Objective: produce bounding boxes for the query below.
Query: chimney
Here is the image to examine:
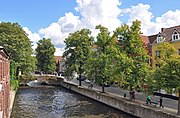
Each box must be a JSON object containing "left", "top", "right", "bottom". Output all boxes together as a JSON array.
[{"left": 161, "top": 28, "right": 164, "bottom": 32}]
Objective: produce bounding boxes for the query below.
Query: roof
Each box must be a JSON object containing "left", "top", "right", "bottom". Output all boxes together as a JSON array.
[
  {"left": 151, "top": 25, "right": 180, "bottom": 44},
  {"left": 140, "top": 35, "right": 152, "bottom": 55},
  {"left": 148, "top": 34, "right": 158, "bottom": 44},
  {"left": 141, "top": 35, "right": 149, "bottom": 45},
  {"left": 55, "top": 56, "right": 63, "bottom": 63},
  {"left": 0, "top": 46, "right": 9, "bottom": 57},
  {"left": 161, "top": 25, "right": 180, "bottom": 41}
]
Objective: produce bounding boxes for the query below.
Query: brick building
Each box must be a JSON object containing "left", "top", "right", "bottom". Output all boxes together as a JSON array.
[
  {"left": 0, "top": 46, "right": 10, "bottom": 118},
  {"left": 55, "top": 56, "right": 65, "bottom": 75}
]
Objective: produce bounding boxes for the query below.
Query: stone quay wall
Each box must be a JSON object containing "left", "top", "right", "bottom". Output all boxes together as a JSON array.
[{"left": 46, "top": 77, "right": 180, "bottom": 118}]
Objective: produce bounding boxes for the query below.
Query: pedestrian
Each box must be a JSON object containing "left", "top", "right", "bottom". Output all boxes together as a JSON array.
[
  {"left": 146, "top": 95, "right": 151, "bottom": 104},
  {"left": 159, "top": 96, "right": 164, "bottom": 108},
  {"left": 88, "top": 82, "right": 93, "bottom": 89},
  {"left": 132, "top": 91, "right": 135, "bottom": 100}
]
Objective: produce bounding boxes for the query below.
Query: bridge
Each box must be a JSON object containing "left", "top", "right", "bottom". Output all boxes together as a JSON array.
[{"left": 19, "top": 74, "right": 64, "bottom": 86}]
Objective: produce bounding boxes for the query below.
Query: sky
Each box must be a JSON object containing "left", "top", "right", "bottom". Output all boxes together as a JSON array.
[{"left": 0, "top": 0, "right": 180, "bottom": 56}]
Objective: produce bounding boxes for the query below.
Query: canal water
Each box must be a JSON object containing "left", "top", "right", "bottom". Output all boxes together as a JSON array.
[{"left": 11, "top": 86, "right": 136, "bottom": 118}]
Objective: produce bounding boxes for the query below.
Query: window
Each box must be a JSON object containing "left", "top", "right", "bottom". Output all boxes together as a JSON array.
[
  {"left": 172, "top": 31, "right": 180, "bottom": 41},
  {"left": 156, "top": 51, "right": 160, "bottom": 58},
  {"left": 157, "top": 35, "right": 163, "bottom": 43}
]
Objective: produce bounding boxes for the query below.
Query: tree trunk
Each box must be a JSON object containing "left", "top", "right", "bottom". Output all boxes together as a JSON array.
[
  {"left": 102, "top": 84, "right": 105, "bottom": 93},
  {"left": 79, "top": 61, "right": 82, "bottom": 86},
  {"left": 129, "top": 85, "right": 133, "bottom": 100},
  {"left": 79, "top": 74, "right": 82, "bottom": 86},
  {"left": 177, "top": 89, "right": 180, "bottom": 115},
  {"left": 79, "top": 80, "right": 82, "bottom": 86},
  {"left": 102, "top": 77, "right": 105, "bottom": 93}
]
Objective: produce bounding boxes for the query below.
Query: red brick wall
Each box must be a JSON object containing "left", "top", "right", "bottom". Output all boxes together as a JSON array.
[{"left": 0, "top": 49, "right": 10, "bottom": 118}]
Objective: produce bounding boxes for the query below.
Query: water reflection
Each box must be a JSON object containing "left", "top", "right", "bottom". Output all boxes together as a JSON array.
[{"left": 11, "top": 86, "right": 136, "bottom": 118}]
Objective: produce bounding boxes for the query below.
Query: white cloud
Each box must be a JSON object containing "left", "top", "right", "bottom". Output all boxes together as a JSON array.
[
  {"left": 23, "top": 27, "right": 41, "bottom": 42},
  {"left": 28, "top": 1, "right": 180, "bottom": 56},
  {"left": 54, "top": 47, "right": 65, "bottom": 56},
  {"left": 155, "top": 10, "right": 180, "bottom": 28},
  {"left": 76, "top": 0, "right": 122, "bottom": 31},
  {"left": 39, "top": 12, "right": 81, "bottom": 48},
  {"left": 23, "top": 27, "right": 41, "bottom": 51},
  {"left": 39, "top": 0, "right": 122, "bottom": 55},
  {"left": 125, "top": 3, "right": 153, "bottom": 24},
  {"left": 124, "top": 4, "right": 180, "bottom": 35}
]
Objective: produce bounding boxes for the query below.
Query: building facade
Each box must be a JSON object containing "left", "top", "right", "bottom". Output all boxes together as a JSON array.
[
  {"left": 151, "top": 25, "right": 180, "bottom": 67},
  {"left": 55, "top": 56, "right": 65, "bottom": 75},
  {"left": 0, "top": 46, "right": 10, "bottom": 118}
]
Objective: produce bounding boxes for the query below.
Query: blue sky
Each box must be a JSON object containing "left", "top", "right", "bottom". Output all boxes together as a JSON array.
[
  {"left": 0, "top": 0, "right": 180, "bottom": 55},
  {"left": 0, "top": 0, "right": 179, "bottom": 32},
  {"left": 0, "top": 0, "right": 77, "bottom": 32}
]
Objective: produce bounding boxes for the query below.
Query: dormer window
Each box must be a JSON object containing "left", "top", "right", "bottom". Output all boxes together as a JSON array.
[
  {"left": 172, "top": 31, "right": 180, "bottom": 41},
  {"left": 157, "top": 35, "right": 163, "bottom": 43}
]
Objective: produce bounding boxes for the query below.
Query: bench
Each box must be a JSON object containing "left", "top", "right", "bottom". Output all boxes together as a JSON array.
[
  {"left": 146, "top": 100, "right": 158, "bottom": 107},
  {"left": 150, "top": 101, "right": 158, "bottom": 107}
]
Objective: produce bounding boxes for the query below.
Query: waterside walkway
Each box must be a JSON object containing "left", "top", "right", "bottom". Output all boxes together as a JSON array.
[{"left": 69, "top": 79, "right": 179, "bottom": 116}]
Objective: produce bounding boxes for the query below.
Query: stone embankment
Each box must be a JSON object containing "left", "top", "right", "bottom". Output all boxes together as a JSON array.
[
  {"left": 46, "top": 77, "right": 180, "bottom": 118},
  {"left": 18, "top": 75, "right": 180, "bottom": 118}
]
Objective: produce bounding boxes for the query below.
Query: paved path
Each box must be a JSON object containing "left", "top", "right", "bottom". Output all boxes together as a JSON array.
[
  {"left": 69, "top": 79, "right": 179, "bottom": 115},
  {"left": 8, "top": 90, "right": 16, "bottom": 118}
]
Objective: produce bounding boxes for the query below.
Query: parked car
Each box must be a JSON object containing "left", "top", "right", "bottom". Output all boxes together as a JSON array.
[{"left": 85, "top": 79, "right": 91, "bottom": 83}]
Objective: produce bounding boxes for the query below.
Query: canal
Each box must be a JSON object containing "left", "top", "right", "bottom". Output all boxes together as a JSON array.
[{"left": 11, "top": 86, "right": 137, "bottom": 118}]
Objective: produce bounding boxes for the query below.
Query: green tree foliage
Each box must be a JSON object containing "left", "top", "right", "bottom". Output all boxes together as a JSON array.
[
  {"left": 0, "top": 22, "right": 35, "bottom": 75},
  {"left": 152, "top": 42, "right": 180, "bottom": 114},
  {"left": 86, "top": 25, "right": 116, "bottom": 92},
  {"left": 153, "top": 42, "right": 178, "bottom": 91},
  {"left": 63, "top": 29, "right": 93, "bottom": 85},
  {"left": 112, "top": 51, "right": 134, "bottom": 89},
  {"left": 35, "top": 38, "right": 56, "bottom": 73},
  {"left": 114, "top": 20, "right": 150, "bottom": 94},
  {"left": 155, "top": 42, "right": 177, "bottom": 66}
]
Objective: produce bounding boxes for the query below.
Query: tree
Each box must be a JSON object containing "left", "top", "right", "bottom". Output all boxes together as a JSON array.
[
  {"left": 63, "top": 29, "right": 93, "bottom": 86},
  {"left": 114, "top": 20, "right": 150, "bottom": 98},
  {"left": 112, "top": 51, "right": 134, "bottom": 89},
  {"left": 0, "top": 22, "right": 35, "bottom": 77},
  {"left": 86, "top": 25, "right": 116, "bottom": 92},
  {"left": 153, "top": 42, "right": 178, "bottom": 92},
  {"left": 155, "top": 42, "right": 177, "bottom": 66},
  {"left": 152, "top": 42, "right": 180, "bottom": 115},
  {"left": 35, "top": 38, "right": 56, "bottom": 74}
]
